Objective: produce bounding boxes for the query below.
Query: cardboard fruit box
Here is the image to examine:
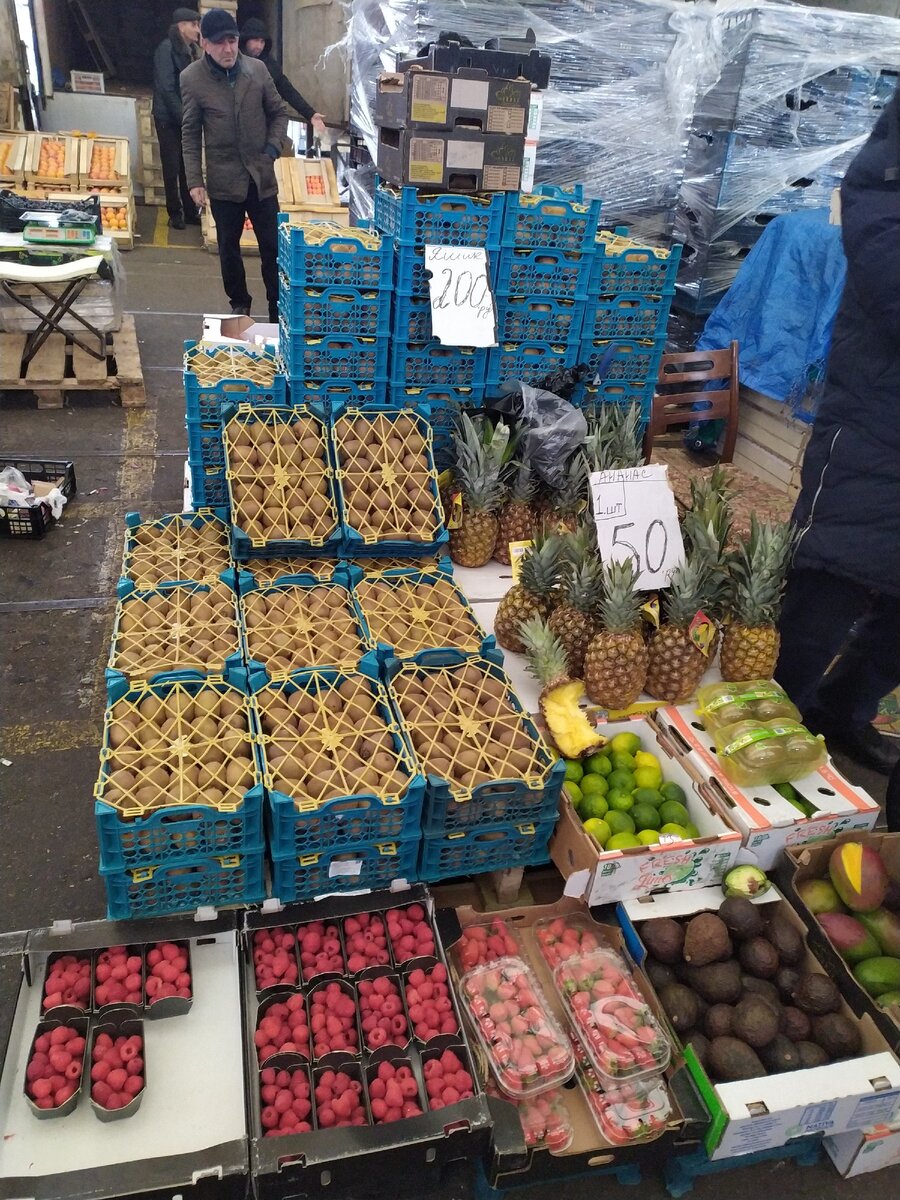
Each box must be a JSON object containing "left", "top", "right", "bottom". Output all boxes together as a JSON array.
[
  {"left": 25, "top": 133, "right": 80, "bottom": 187},
  {"left": 0, "top": 129, "right": 30, "bottom": 185},
  {"left": 653, "top": 704, "right": 880, "bottom": 871},
  {"left": 784, "top": 831, "right": 900, "bottom": 1053},
  {"left": 76, "top": 135, "right": 130, "bottom": 189},
  {"left": 550, "top": 716, "right": 742, "bottom": 905},
  {"left": 825, "top": 1121, "right": 900, "bottom": 1177},
  {"left": 618, "top": 885, "right": 900, "bottom": 1162}
]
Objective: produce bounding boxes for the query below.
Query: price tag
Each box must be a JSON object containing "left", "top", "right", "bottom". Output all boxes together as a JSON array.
[
  {"left": 508, "top": 539, "right": 534, "bottom": 581},
  {"left": 590, "top": 465, "right": 685, "bottom": 591},
  {"left": 329, "top": 859, "right": 363, "bottom": 878},
  {"left": 425, "top": 244, "right": 497, "bottom": 347}
]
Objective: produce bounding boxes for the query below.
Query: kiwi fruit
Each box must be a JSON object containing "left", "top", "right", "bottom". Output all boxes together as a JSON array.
[{"left": 356, "top": 576, "right": 482, "bottom": 658}]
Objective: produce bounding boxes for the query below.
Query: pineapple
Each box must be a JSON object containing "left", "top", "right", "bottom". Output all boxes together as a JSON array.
[
  {"left": 720, "top": 517, "right": 795, "bottom": 682},
  {"left": 682, "top": 503, "right": 730, "bottom": 663},
  {"left": 448, "top": 414, "right": 508, "bottom": 567},
  {"left": 644, "top": 553, "right": 712, "bottom": 702},
  {"left": 495, "top": 461, "right": 537, "bottom": 565},
  {"left": 494, "top": 534, "right": 563, "bottom": 654},
  {"left": 549, "top": 556, "right": 601, "bottom": 677},
  {"left": 519, "top": 616, "right": 606, "bottom": 759},
  {"left": 545, "top": 452, "right": 589, "bottom": 534},
  {"left": 584, "top": 402, "right": 645, "bottom": 472},
  {"left": 583, "top": 558, "right": 649, "bottom": 709}
]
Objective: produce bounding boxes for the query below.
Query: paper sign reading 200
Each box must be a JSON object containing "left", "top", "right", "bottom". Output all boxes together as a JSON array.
[
  {"left": 425, "top": 245, "right": 497, "bottom": 348},
  {"left": 590, "top": 465, "right": 685, "bottom": 590}
]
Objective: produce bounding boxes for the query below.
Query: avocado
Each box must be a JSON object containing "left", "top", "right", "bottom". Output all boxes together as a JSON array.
[
  {"left": 718, "top": 896, "right": 765, "bottom": 941},
  {"left": 732, "top": 995, "right": 780, "bottom": 1049},
  {"left": 793, "top": 973, "right": 842, "bottom": 1015},
  {"left": 708, "top": 1036, "right": 766, "bottom": 1081},
  {"left": 684, "top": 960, "right": 743, "bottom": 1004},
  {"left": 738, "top": 936, "right": 780, "bottom": 979},
  {"left": 760, "top": 1034, "right": 802, "bottom": 1073},
  {"left": 766, "top": 917, "right": 805, "bottom": 966},
  {"left": 811, "top": 1012, "right": 861, "bottom": 1060},
  {"left": 645, "top": 958, "right": 677, "bottom": 991},
  {"left": 775, "top": 966, "right": 802, "bottom": 1001},
  {"left": 641, "top": 917, "right": 685, "bottom": 964},
  {"left": 659, "top": 983, "right": 700, "bottom": 1034},
  {"left": 780, "top": 1006, "right": 811, "bottom": 1043},
  {"left": 683, "top": 913, "right": 732, "bottom": 966},
  {"left": 797, "top": 1040, "right": 829, "bottom": 1069},
  {"left": 685, "top": 1032, "right": 711, "bottom": 1069},
  {"left": 740, "top": 975, "right": 781, "bottom": 1013},
  {"left": 704, "top": 1004, "right": 734, "bottom": 1039}
]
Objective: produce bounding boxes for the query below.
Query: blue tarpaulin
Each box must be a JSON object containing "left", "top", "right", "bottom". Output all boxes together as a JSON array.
[{"left": 698, "top": 210, "right": 847, "bottom": 423}]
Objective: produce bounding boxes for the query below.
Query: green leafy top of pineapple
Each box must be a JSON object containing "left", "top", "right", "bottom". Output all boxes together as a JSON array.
[
  {"left": 549, "top": 452, "right": 589, "bottom": 517},
  {"left": 503, "top": 459, "right": 534, "bottom": 506},
  {"left": 561, "top": 557, "right": 602, "bottom": 616},
  {"left": 519, "top": 533, "right": 564, "bottom": 599},
  {"left": 725, "top": 516, "right": 796, "bottom": 626},
  {"left": 682, "top": 510, "right": 729, "bottom": 616},
  {"left": 585, "top": 402, "right": 645, "bottom": 472},
  {"left": 598, "top": 558, "right": 644, "bottom": 633},
  {"left": 518, "top": 614, "right": 571, "bottom": 688},
  {"left": 453, "top": 413, "right": 509, "bottom": 514},
  {"left": 559, "top": 521, "right": 598, "bottom": 569},
  {"left": 662, "top": 552, "right": 712, "bottom": 629}
]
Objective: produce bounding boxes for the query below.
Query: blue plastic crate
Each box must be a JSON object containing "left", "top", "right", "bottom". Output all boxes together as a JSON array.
[
  {"left": 279, "top": 326, "right": 389, "bottom": 384},
  {"left": 495, "top": 245, "right": 593, "bottom": 300},
  {"left": 394, "top": 241, "right": 503, "bottom": 299},
  {"left": 392, "top": 292, "right": 433, "bottom": 342},
  {"left": 502, "top": 186, "right": 602, "bottom": 251},
  {"left": 270, "top": 838, "right": 419, "bottom": 903},
  {"left": 390, "top": 341, "right": 486, "bottom": 389},
  {"left": 104, "top": 852, "right": 266, "bottom": 919},
  {"left": 417, "top": 818, "right": 555, "bottom": 882},
  {"left": 579, "top": 337, "right": 665, "bottom": 383},
  {"left": 120, "top": 510, "right": 232, "bottom": 588},
  {"left": 288, "top": 379, "right": 387, "bottom": 408},
  {"left": 186, "top": 416, "right": 224, "bottom": 471},
  {"left": 253, "top": 665, "right": 424, "bottom": 859},
  {"left": 587, "top": 292, "right": 675, "bottom": 341},
  {"left": 277, "top": 217, "right": 393, "bottom": 289},
  {"left": 375, "top": 183, "right": 506, "bottom": 247},
  {"left": 277, "top": 277, "right": 391, "bottom": 339},
  {"left": 486, "top": 340, "right": 579, "bottom": 388},
  {"left": 184, "top": 342, "right": 286, "bottom": 422},
  {"left": 495, "top": 294, "right": 586, "bottom": 343},
  {"left": 591, "top": 233, "right": 681, "bottom": 296},
  {"left": 388, "top": 384, "right": 484, "bottom": 472},
  {"left": 188, "top": 455, "right": 228, "bottom": 508},
  {"left": 573, "top": 378, "right": 656, "bottom": 419},
  {"left": 421, "top": 775, "right": 560, "bottom": 837}
]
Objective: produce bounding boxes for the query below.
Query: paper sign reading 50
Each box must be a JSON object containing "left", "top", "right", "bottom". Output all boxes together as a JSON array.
[{"left": 590, "top": 465, "right": 685, "bottom": 590}]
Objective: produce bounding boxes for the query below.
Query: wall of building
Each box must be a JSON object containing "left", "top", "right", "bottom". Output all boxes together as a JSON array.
[{"left": 281, "top": 0, "right": 348, "bottom": 124}]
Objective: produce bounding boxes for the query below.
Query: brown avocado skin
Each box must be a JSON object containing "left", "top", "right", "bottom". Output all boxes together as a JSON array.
[
  {"left": 793, "top": 973, "right": 842, "bottom": 1016},
  {"left": 683, "top": 960, "right": 743, "bottom": 1005},
  {"left": 811, "top": 1013, "right": 862, "bottom": 1059},
  {"left": 718, "top": 897, "right": 765, "bottom": 940},
  {"left": 732, "top": 995, "right": 780, "bottom": 1049},
  {"left": 683, "top": 913, "right": 732, "bottom": 966},
  {"left": 641, "top": 918, "right": 685, "bottom": 964},
  {"left": 708, "top": 1036, "right": 766, "bottom": 1082},
  {"left": 738, "top": 937, "right": 780, "bottom": 979}
]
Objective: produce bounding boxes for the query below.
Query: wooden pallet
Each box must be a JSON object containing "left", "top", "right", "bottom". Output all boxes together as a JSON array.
[
  {"left": 0, "top": 313, "right": 144, "bottom": 408},
  {"left": 141, "top": 184, "right": 166, "bottom": 207}
]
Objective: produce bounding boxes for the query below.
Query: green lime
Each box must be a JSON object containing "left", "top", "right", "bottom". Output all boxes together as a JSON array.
[
  {"left": 659, "top": 800, "right": 691, "bottom": 828},
  {"left": 605, "top": 810, "right": 636, "bottom": 837},
  {"left": 631, "top": 803, "right": 662, "bottom": 832},
  {"left": 659, "top": 823, "right": 687, "bottom": 839},
  {"left": 660, "top": 781, "right": 687, "bottom": 805},
  {"left": 606, "top": 832, "right": 641, "bottom": 850},
  {"left": 611, "top": 751, "right": 636, "bottom": 772},
  {"left": 607, "top": 769, "right": 636, "bottom": 794},
  {"left": 607, "top": 791, "right": 635, "bottom": 814},
  {"left": 583, "top": 750, "right": 613, "bottom": 776},
  {"left": 581, "top": 774, "right": 609, "bottom": 799},
  {"left": 683, "top": 821, "right": 701, "bottom": 840},
  {"left": 583, "top": 817, "right": 611, "bottom": 847},
  {"left": 563, "top": 781, "right": 583, "bottom": 811},
  {"left": 633, "top": 765, "right": 663, "bottom": 791},
  {"left": 637, "top": 829, "right": 660, "bottom": 845},
  {"left": 563, "top": 760, "right": 584, "bottom": 783},
  {"left": 610, "top": 731, "right": 642, "bottom": 756},
  {"left": 634, "top": 750, "right": 660, "bottom": 772},
  {"left": 581, "top": 793, "right": 609, "bottom": 822},
  {"left": 633, "top": 787, "right": 664, "bottom": 808}
]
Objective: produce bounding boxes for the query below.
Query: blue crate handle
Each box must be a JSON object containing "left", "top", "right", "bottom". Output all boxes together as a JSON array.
[{"left": 533, "top": 183, "right": 585, "bottom": 201}]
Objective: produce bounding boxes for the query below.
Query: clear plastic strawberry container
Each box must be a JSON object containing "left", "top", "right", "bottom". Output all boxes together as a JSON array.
[
  {"left": 571, "top": 1032, "right": 671, "bottom": 1145},
  {"left": 552, "top": 949, "right": 670, "bottom": 1089},
  {"left": 453, "top": 918, "right": 523, "bottom": 971},
  {"left": 534, "top": 912, "right": 609, "bottom": 969},
  {"left": 460, "top": 956, "right": 574, "bottom": 1098},
  {"left": 487, "top": 1082, "right": 574, "bottom": 1152}
]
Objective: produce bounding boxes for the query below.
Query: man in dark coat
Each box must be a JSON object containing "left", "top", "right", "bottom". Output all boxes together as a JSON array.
[
  {"left": 239, "top": 18, "right": 326, "bottom": 139},
  {"left": 181, "top": 8, "right": 288, "bottom": 321},
  {"left": 152, "top": 7, "right": 201, "bottom": 229},
  {"left": 776, "top": 87, "right": 900, "bottom": 775}
]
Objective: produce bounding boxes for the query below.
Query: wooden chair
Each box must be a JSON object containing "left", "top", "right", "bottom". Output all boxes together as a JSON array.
[{"left": 642, "top": 341, "right": 739, "bottom": 463}]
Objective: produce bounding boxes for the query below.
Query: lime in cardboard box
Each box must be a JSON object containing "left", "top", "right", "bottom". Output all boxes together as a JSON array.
[
  {"left": 618, "top": 885, "right": 900, "bottom": 1161},
  {"left": 654, "top": 705, "right": 879, "bottom": 871},
  {"left": 550, "top": 717, "right": 742, "bottom": 905}
]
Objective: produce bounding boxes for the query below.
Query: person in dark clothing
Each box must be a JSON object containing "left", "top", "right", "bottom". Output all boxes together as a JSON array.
[
  {"left": 152, "top": 7, "right": 201, "bottom": 229},
  {"left": 181, "top": 8, "right": 288, "bottom": 320},
  {"left": 238, "top": 18, "right": 326, "bottom": 138},
  {"left": 775, "top": 87, "right": 900, "bottom": 776}
]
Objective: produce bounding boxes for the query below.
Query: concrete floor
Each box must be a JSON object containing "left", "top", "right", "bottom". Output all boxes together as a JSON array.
[{"left": 0, "top": 206, "right": 896, "bottom": 1196}]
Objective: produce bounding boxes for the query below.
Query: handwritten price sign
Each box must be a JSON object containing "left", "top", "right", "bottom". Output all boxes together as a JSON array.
[
  {"left": 590, "top": 464, "right": 684, "bottom": 591},
  {"left": 425, "top": 245, "right": 497, "bottom": 347}
]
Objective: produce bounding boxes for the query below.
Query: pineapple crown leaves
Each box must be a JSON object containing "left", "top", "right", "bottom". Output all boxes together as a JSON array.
[
  {"left": 598, "top": 557, "right": 644, "bottom": 633},
  {"left": 561, "top": 557, "right": 602, "bottom": 615},
  {"left": 518, "top": 615, "right": 572, "bottom": 688},
  {"left": 503, "top": 459, "right": 535, "bottom": 505},
  {"left": 519, "top": 533, "right": 565, "bottom": 597},
  {"left": 560, "top": 520, "right": 599, "bottom": 569},
  {"left": 724, "top": 516, "right": 797, "bottom": 626},
  {"left": 453, "top": 412, "right": 509, "bottom": 513},
  {"left": 584, "top": 403, "right": 645, "bottom": 472},
  {"left": 682, "top": 510, "right": 729, "bottom": 613},
  {"left": 662, "top": 551, "right": 713, "bottom": 629},
  {"left": 550, "top": 451, "right": 589, "bottom": 515},
  {"left": 686, "top": 468, "right": 733, "bottom": 559}
]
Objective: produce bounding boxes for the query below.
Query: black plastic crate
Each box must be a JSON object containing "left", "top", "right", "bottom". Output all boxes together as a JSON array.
[{"left": 0, "top": 459, "right": 76, "bottom": 538}]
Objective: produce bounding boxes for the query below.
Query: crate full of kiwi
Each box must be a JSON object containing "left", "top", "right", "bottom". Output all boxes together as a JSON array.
[{"left": 120, "top": 511, "right": 232, "bottom": 588}]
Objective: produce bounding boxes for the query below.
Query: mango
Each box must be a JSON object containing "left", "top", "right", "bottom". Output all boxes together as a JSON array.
[
  {"left": 876, "top": 990, "right": 900, "bottom": 1011},
  {"left": 853, "top": 956, "right": 900, "bottom": 998},
  {"left": 798, "top": 878, "right": 845, "bottom": 915},
  {"left": 858, "top": 908, "right": 900, "bottom": 957},
  {"left": 818, "top": 912, "right": 881, "bottom": 964},
  {"left": 828, "top": 842, "right": 889, "bottom": 913}
]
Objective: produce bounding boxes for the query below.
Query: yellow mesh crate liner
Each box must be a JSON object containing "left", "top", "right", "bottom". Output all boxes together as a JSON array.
[
  {"left": 257, "top": 672, "right": 414, "bottom": 809},
  {"left": 224, "top": 407, "right": 337, "bottom": 546},
  {"left": 184, "top": 343, "right": 279, "bottom": 387},
  {"left": 355, "top": 556, "right": 444, "bottom": 577},
  {"left": 122, "top": 515, "right": 231, "bottom": 587},
  {"left": 243, "top": 557, "right": 339, "bottom": 585},
  {"left": 596, "top": 230, "right": 672, "bottom": 259},
  {"left": 97, "top": 683, "right": 258, "bottom": 819},
  {"left": 241, "top": 582, "right": 369, "bottom": 677},
  {"left": 390, "top": 659, "right": 554, "bottom": 801},
  {"left": 333, "top": 409, "right": 442, "bottom": 545},
  {"left": 109, "top": 582, "right": 241, "bottom": 682},
  {"left": 355, "top": 573, "right": 486, "bottom": 659},
  {"left": 281, "top": 220, "right": 382, "bottom": 248}
]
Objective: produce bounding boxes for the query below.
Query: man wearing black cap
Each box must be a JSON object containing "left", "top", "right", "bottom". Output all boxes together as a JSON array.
[
  {"left": 152, "top": 8, "right": 201, "bottom": 229},
  {"left": 181, "top": 8, "right": 288, "bottom": 320}
]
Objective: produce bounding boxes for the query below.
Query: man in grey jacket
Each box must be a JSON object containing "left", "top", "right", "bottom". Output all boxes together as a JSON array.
[{"left": 181, "top": 8, "right": 288, "bottom": 320}]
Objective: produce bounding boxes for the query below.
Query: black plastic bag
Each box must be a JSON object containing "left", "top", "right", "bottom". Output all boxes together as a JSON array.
[
  {"left": 485, "top": 375, "right": 588, "bottom": 490},
  {"left": 0, "top": 189, "right": 102, "bottom": 235}
]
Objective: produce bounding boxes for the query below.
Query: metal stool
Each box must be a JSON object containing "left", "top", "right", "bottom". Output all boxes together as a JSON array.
[{"left": 0, "top": 253, "right": 109, "bottom": 369}]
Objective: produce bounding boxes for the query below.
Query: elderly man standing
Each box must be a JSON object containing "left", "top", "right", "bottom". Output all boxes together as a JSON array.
[{"left": 181, "top": 8, "right": 288, "bottom": 320}]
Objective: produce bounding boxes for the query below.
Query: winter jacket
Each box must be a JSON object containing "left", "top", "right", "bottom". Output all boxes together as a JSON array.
[
  {"left": 791, "top": 87, "right": 900, "bottom": 597},
  {"left": 152, "top": 27, "right": 197, "bottom": 127},
  {"left": 180, "top": 53, "right": 289, "bottom": 203},
  {"left": 238, "top": 18, "right": 316, "bottom": 122}
]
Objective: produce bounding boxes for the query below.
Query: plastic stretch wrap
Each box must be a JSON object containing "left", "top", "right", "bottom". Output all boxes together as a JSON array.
[{"left": 0, "top": 238, "right": 125, "bottom": 333}]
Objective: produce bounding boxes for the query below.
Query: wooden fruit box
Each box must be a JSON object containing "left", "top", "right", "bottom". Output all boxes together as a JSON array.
[
  {"left": 0, "top": 129, "right": 30, "bottom": 185},
  {"left": 280, "top": 203, "right": 350, "bottom": 228},
  {"left": 49, "top": 189, "right": 135, "bottom": 249},
  {"left": 275, "top": 156, "right": 340, "bottom": 208},
  {"left": 25, "top": 133, "right": 80, "bottom": 187},
  {"left": 204, "top": 207, "right": 259, "bottom": 255},
  {"left": 733, "top": 386, "right": 811, "bottom": 498},
  {"left": 77, "top": 134, "right": 131, "bottom": 189}
]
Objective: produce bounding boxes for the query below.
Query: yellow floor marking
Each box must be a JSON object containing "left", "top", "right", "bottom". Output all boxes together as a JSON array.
[
  {"left": 0, "top": 719, "right": 102, "bottom": 757},
  {"left": 151, "top": 207, "right": 169, "bottom": 248}
]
